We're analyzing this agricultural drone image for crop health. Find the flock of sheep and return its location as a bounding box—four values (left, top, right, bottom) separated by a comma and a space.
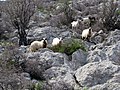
29, 15, 103, 52
29, 37, 62, 52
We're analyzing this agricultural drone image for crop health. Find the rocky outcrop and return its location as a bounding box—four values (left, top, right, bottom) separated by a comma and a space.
0, 71, 32, 90
20, 47, 88, 89
70, 49, 88, 70
1, 0, 120, 90
75, 60, 120, 87
21, 48, 69, 79
18, 29, 120, 90
87, 29, 120, 65
89, 72, 120, 90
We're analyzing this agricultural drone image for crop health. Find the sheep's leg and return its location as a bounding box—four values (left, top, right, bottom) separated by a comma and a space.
72, 26, 74, 30
86, 37, 90, 42
82, 37, 86, 41
87, 37, 96, 44
72, 26, 73, 30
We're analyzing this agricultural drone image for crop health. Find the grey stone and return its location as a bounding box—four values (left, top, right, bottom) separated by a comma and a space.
22, 49, 68, 79
75, 61, 120, 87
70, 49, 88, 70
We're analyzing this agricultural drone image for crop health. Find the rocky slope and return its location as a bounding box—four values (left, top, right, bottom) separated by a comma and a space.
0, 0, 120, 90
18, 29, 120, 90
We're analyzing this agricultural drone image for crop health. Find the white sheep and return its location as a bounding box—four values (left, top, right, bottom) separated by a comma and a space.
29, 38, 47, 52
52, 37, 62, 47
81, 16, 96, 26
82, 27, 93, 41
71, 19, 80, 30
81, 17, 90, 25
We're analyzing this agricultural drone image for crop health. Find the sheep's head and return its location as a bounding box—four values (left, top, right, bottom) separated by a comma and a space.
59, 37, 63, 46
77, 16, 83, 21
88, 16, 96, 22
88, 27, 93, 37
42, 38, 47, 48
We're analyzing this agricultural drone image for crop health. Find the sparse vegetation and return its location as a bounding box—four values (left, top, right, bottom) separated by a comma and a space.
0, 0, 120, 89
60, 0, 74, 26
0, 42, 19, 69
83, 86, 89, 90
50, 39, 86, 55
31, 81, 43, 90
100, 0, 120, 32
4, 0, 36, 46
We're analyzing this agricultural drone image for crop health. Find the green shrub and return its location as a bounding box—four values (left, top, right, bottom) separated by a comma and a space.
37, 5, 45, 12
58, 0, 71, 4
50, 39, 87, 55
83, 86, 88, 90
32, 81, 43, 90
0, 41, 14, 46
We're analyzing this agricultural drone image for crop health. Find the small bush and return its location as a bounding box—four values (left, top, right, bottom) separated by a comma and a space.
0, 41, 20, 70
0, 41, 14, 46
31, 81, 43, 90
83, 86, 88, 90
50, 39, 86, 55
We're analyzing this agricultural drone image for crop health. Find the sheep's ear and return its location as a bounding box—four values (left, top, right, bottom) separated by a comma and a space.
59, 37, 62, 40
43, 38, 47, 40
89, 27, 92, 30
79, 18, 83, 21
89, 27, 92, 32
89, 16, 95, 21
88, 15, 91, 19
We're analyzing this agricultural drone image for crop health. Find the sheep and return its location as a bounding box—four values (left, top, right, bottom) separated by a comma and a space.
29, 38, 47, 52
81, 17, 90, 25
71, 19, 80, 30
52, 37, 62, 47
80, 16, 96, 26
81, 27, 93, 41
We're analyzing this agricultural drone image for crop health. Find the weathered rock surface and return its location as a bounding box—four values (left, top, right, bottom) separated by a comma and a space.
21, 48, 68, 79
1, 0, 120, 90
87, 30, 120, 65
75, 61, 120, 87
70, 49, 88, 70
21, 29, 120, 90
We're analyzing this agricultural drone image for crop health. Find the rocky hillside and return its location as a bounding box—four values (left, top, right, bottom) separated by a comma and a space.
0, 0, 120, 90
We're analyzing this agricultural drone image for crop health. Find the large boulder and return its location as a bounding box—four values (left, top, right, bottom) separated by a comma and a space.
69, 49, 88, 70
75, 60, 120, 88
87, 49, 108, 62
42, 79, 74, 90
105, 29, 120, 46
21, 48, 69, 80
42, 66, 80, 90
0, 71, 32, 90
89, 72, 120, 90
107, 41, 120, 65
